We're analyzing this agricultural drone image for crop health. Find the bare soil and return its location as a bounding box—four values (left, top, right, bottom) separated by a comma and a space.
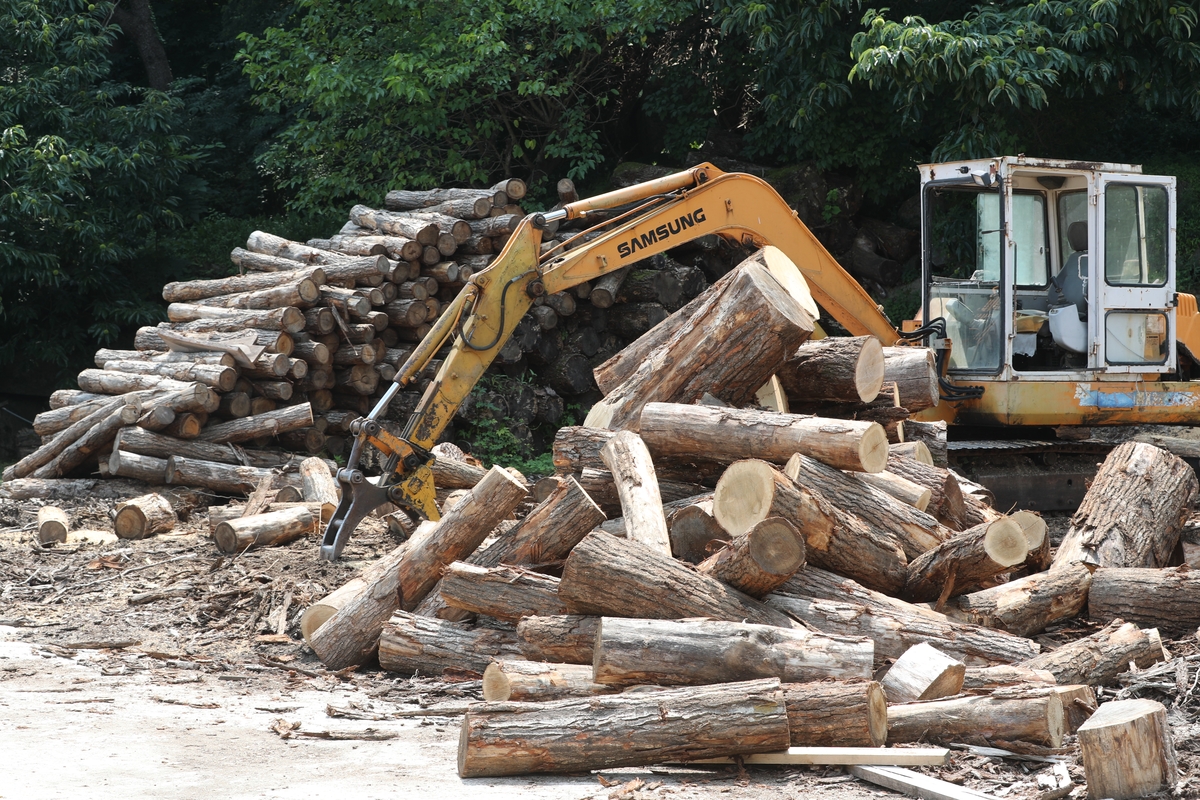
3, 488, 1199, 799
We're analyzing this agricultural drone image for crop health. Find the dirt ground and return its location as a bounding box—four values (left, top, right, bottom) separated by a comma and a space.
2, 486, 1199, 800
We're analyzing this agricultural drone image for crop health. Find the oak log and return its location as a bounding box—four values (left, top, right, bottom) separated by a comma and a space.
667, 499, 729, 564
456, 678, 790, 778
592, 617, 873, 687
165, 456, 286, 495
886, 454, 967, 530
31, 402, 141, 478
695, 517, 805, 598
945, 562, 1092, 638
1019, 620, 1168, 685
713, 459, 909, 595
855, 471, 931, 512
164, 304, 305, 333
114, 426, 299, 469
777, 335, 885, 404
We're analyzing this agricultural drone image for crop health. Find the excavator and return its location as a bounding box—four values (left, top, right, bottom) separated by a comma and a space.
319, 156, 1192, 560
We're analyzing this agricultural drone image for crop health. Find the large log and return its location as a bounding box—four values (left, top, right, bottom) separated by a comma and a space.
585, 258, 814, 431
887, 689, 1065, 747
196, 403, 313, 444
384, 187, 504, 211
784, 452, 949, 560
76, 370, 196, 396
667, 498, 729, 563
113, 493, 176, 539
961, 665, 1057, 691
559, 530, 798, 628
944, 562, 1092, 637
164, 304, 305, 332
903, 518, 1029, 603
438, 563, 569, 622
777, 335, 885, 404
1052, 441, 1197, 571
854, 470, 931, 512
483, 661, 614, 702
1088, 566, 1200, 634
1077, 699, 1178, 800
516, 615, 598, 664
553, 426, 724, 486
456, 678, 790, 778
1020, 620, 1168, 685
783, 681, 888, 747
599, 430, 669, 555
592, 617, 873, 687
695, 517, 805, 598
378, 611, 521, 676
212, 506, 314, 552
713, 460, 909, 595
881, 346, 940, 412
768, 566, 1042, 665
162, 266, 324, 303
640, 403, 889, 474
903, 420, 948, 466
100, 360, 236, 392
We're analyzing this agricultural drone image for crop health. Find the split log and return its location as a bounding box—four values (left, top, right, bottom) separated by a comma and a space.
782, 681, 888, 747
784, 452, 948, 560
592, 617, 873, 687
695, 517, 805, 597
881, 347, 940, 412
767, 566, 1042, 665
1052, 441, 1197, 571
197, 403, 314, 444
114, 427, 298, 469
438, 563, 569, 622
559, 530, 798, 628
945, 562, 1092, 637
377, 611, 520, 676
212, 505, 315, 553
599, 430, 669, 555
107, 449, 168, 483
456, 678, 790, 778
516, 615, 598, 664
887, 689, 1065, 747
777, 335, 885, 404
483, 661, 614, 702
113, 493, 176, 539
162, 266, 324, 303
1088, 566, 1200, 634
641, 403, 888, 475
164, 304, 305, 333
880, 643, 965, 703
713, 460, 909, 595
395, 466, 528, 611
961, 665, 1057, 691
37, 507, 70, 544
1077, 699, 1178, 800
1020, 620, 1168, 685
1053, 684, 1099, 733
585, 258, 814, 430
903, 518, 1029, 603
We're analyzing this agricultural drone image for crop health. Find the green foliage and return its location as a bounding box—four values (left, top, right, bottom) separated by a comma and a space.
238, 0, 695, 213
0, 0, 195, 374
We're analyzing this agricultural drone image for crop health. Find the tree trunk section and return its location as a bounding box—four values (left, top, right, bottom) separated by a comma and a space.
456, 679, 790, 778
887, 689, 1065, 747
197, 403, 313, 444
162, 266, 324, 303
961, 665, 1057, 691
212, 506, 314, 553
592, 617, 872, 687
113, 493, 176, 540
640, 403, 888, 474
903, 518, 1029, 603
114, 426, 297, 468
777, 335, 885, 404
1052, 442, 1197, 571
713, 460, 909, 595
881, 347, 940, 412
696, 517, 805, 598
886, 454, 966, 531
516, 615, 598, 664
782, 680, 888, 748
37, 506, 70, 544
483, 661, 614, 702
108, 449, 168, 484
1088, 566, 1200, 635
667, 499, 729, 564
880, 642, 965, 703
299, 456, 339, 513
1019, 620, 1168, 686
377, 611, 520, 677
438, 563, 569, 622
599, 430, 670, 555
1078, 699, 1178, 800
560, 530, 798, 628
165, 456, 285, 495
945, 563, 1092, 637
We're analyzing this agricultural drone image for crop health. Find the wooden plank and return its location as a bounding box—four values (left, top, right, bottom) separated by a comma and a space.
682, 747, 950, 766
848, 766, 997, 800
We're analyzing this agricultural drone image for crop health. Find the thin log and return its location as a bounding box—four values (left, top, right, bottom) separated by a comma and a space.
37, 507, 70, 544
107, 449, 168, 483
162, 266, 324, 303
212, 506, 314, 553
197, 403, 314, 444
599, 430, 669, 555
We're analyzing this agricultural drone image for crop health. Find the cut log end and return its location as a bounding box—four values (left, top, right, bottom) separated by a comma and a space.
712, 459, 775, 537
983, 518, 1031, 567
859, 422, 890, 474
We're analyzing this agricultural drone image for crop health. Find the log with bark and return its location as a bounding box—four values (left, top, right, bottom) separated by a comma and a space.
666, 498, 729, 563
193, 277, 321, 310
516, 615, 599, 664
384, 187, 505, 211
777, 335, 885, 405
599, 430, 670, 555
483, 661, 614, 703
767, 566, 1042, 665
212, 505, 315, 553
456, 678, 790, 778
880, 642, 965, 703
903, 517, 1029, 604
107, 449, 168, 483
695, 517, 805, 597
113, 493, 176, 539
378, 611, 521, 677
713, 459, 909, 595
100, 360, 236, 392
162, 266, 325, 303
114, 426, 298, 469
165, 456, 288, 495
887, 688, 1065, 747
37, 507, 70, 544
854, 471, 931, 512
1019, 620, 1168, 686
781, 680, 888, 748
437, 563, 569, 622
881, 347, 940, 412
559, 530, 798, 628
885, 454, 966, 530
1052, 442, 1197, 571
961, 665, 1057, 691
197, 403, 314, 444
1077, 699, 1178, 800
165, 304, 306, 333
5, 396, 134, 480
136, 325, 292, 356
592, 617, 873, 687
944, 562, 1092, 638
1053, 684, 1099, 734
585, 257, 814, 430
1088, 566, 1200, 634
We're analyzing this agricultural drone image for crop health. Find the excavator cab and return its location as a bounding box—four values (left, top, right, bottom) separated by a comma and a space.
918, 157, 1185, 427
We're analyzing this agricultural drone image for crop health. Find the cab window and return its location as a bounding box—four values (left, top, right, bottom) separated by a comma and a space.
1105, 184, 1168, 286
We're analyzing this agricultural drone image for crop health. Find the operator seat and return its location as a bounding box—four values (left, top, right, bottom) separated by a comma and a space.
1048, 220, 1089, 354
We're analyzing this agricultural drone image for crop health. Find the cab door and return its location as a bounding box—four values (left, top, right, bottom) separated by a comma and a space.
1093, 174, 1176, 373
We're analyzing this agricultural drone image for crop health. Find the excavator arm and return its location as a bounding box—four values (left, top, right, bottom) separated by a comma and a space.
318, 164, 901, 560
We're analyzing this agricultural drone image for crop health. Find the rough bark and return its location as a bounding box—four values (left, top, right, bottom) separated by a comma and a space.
516, 615, 598, 664
378, 611, 521, 677
107, 449, 168, 484
162, 266, 324, 303
881, 347, 940, 412
903, 518, 1030, 603
887, 689, 1065, 747
945, 563, 1092, 638
437, 563, 569, 622
961, 665, 1057, 691
197, 403, 314, 444
483, 661, 614, 703
782, 681, 888, 747
1088, 566, 1200, 634
165, 456, 287, 495
667, 499, 729, 564
114, 426, 298, 469
886, 454, 967, 531
113, 493, 176, 540
1020, 620, 1168, 686
193, 278, 320, 310
778, 335, 885, 404
212, 506, 314, 553
1078, 699, 1178, 800
695, 517, 806, 598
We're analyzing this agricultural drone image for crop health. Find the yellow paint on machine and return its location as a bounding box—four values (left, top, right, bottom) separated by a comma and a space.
915, 380, 1200, 427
